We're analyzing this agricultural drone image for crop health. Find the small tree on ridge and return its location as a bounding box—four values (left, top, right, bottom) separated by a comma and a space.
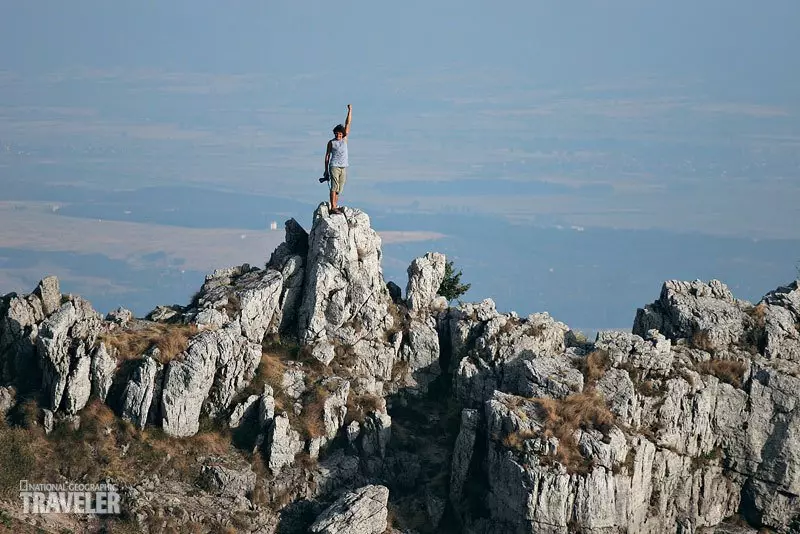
438, 260, 471, 302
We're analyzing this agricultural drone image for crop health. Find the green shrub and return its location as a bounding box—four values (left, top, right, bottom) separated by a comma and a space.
438, 260, 471, 302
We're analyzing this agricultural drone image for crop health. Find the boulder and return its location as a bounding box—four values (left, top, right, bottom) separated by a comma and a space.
361, 412, 391, 458
33, 276, 61, 317
106, 307, 133, 327
397, 319, 441, 394
310, 485, 389, 534
199, 464, 257, 498
228, 394, 260, 429
268, 218, 309, 269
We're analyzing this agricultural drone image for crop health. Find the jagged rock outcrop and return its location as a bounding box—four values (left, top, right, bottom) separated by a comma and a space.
199, 464, 257, 498
161, 321, 261, 437
267, 413, 304, 475
37, 296, 102, 414
310, 484, 389, 534
450, 408, 479, 509
189, 265, 283, 344
395, 318, 441, 395
633, 279, 751, 351
458, 279, 800, 534
322, 377, 350, 440
360, 412, 392, 459
120, 355, 163, 429
442, 302, 571, 406
268, 218, 309, 338
106, 307, 133, 327
228, 394, 260, 429
4, 205, 800, 534
298, 205, 398, 382
0, 385, 15, 415
759, 281, 800, 363
90, 342, 117, 401
406, 252, 446, 317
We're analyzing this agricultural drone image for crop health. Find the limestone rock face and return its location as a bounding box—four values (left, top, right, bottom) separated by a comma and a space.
482, 391, 740, 534
6, 208, 800, 534
33, 276, 61, 317
633, 279, 750, 351
263, 219, 309, 339
228, 394, 260, 429
36, 297, 102, 413
91, 343, 117, 402
310, 485, 389, 534
405, 252, 446, 317
453, 279, 800, 534
450, 408, 479, 508
759, 281, 800, 363
120, 356, 163, 430
396, 319, 441, 395
267, 413, 304, 475
161, 321, 260, 437
106, 307, 133, 327
501, 353, 584, 399
322, 377, 350, 440
0, 385, 15, 415
444, 305, 570, 406
361, 412, 392, 459
190, 265, 284, 345
268, 218, 309, 268
298, 205, 398, 378
199, 464, 257, 498
0, 293, 42, 386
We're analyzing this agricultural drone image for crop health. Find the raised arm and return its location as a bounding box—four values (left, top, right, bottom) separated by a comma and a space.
344, 104, 352, 136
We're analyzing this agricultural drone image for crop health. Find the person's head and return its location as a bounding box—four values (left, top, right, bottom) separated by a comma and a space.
333, 124, 345, 140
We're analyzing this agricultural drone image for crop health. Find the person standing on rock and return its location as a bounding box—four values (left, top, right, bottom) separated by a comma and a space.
324, 104, 352, 214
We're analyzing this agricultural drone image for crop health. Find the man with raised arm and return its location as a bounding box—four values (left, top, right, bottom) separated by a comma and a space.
324, 104, 352, 214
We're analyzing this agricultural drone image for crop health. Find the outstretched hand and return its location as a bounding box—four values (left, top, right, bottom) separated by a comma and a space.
347, 104, 352, 111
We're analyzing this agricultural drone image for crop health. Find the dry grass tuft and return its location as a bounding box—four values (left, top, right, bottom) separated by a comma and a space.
745, 303, 767, 328
499, 317, 521, 336
299, 385, 328, 439
385, 302, 409, 339
100, 323, 198, 364
531, 390, 615, 473
222, 294, 242, 318
690, 329, 716, 354
345, 392, 385, 424
256, 351, 289, 392
580, 350, 610, 386
524, 323, 547, 338
695, 359, 747, 388
502, 429, 537, 451
0, 398, 235, 492
391, 359, 410, 382
636, 379, 665, 397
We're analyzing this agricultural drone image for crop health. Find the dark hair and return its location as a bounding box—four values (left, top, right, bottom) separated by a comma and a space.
333, 124, 346, 135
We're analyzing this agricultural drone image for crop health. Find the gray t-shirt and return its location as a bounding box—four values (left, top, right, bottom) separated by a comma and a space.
329, 138, 349, 168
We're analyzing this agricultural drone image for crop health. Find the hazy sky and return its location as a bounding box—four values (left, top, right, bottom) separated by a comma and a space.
1, 1, 799, 329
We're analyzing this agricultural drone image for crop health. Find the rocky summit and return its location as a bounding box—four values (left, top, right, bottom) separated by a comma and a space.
0, 203, 799, 534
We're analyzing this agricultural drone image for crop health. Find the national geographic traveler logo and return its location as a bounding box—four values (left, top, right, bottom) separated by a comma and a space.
19, 480, 120, 514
